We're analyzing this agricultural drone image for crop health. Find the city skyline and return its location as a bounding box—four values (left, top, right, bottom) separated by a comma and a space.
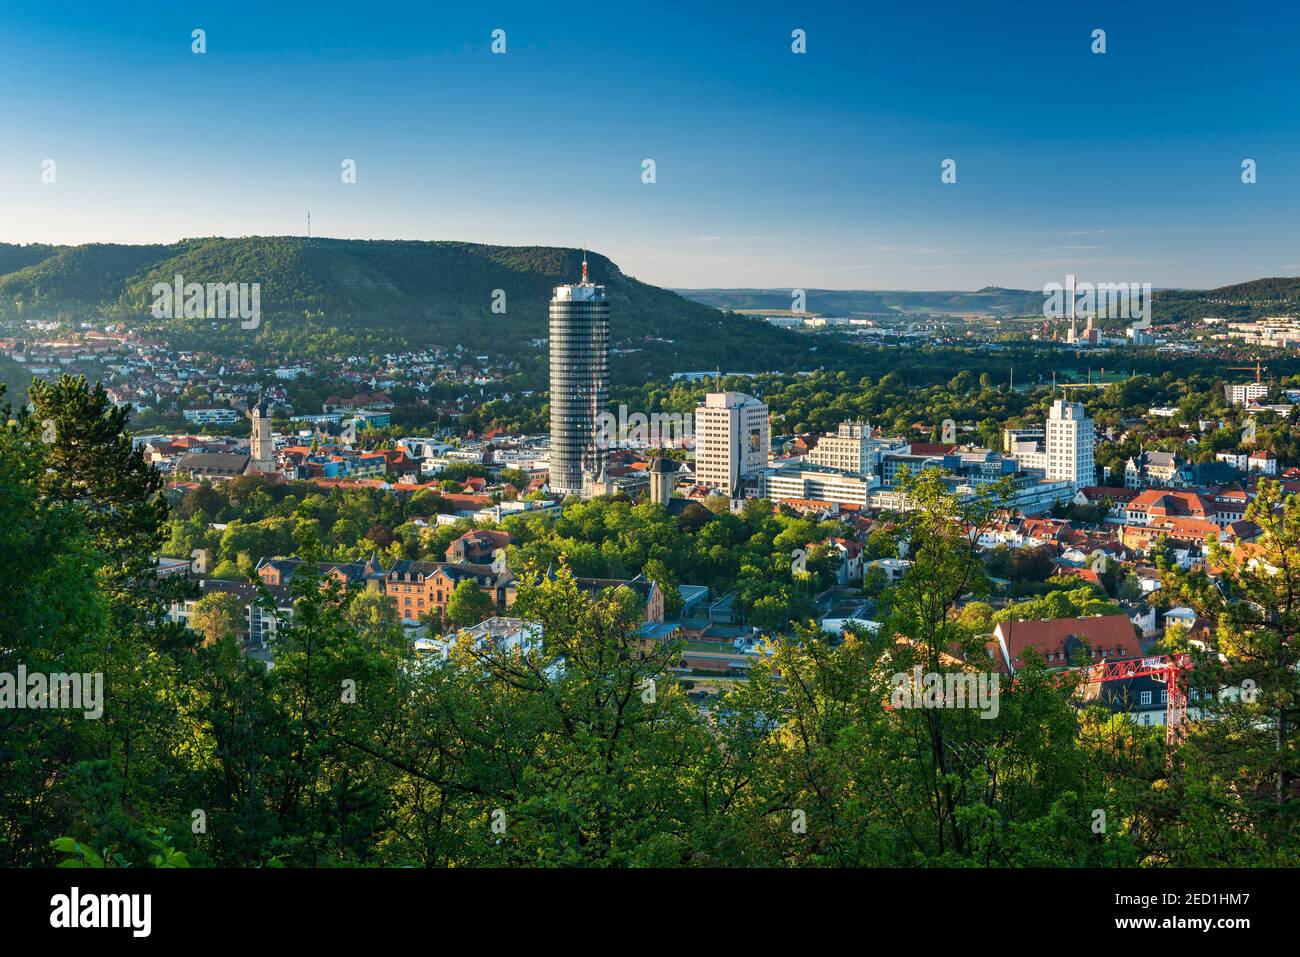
4, 0, 1297, 905
3, 1, 1299, 291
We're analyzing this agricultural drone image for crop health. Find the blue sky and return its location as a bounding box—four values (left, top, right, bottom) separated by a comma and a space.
1, 0, 1297, 290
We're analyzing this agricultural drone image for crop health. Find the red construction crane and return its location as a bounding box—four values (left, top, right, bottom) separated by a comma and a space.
884, 650, 1196, 759
1076, 652, 1194, 749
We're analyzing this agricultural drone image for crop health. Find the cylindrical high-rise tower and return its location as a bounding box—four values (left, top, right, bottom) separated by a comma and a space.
548, 254, 609, 497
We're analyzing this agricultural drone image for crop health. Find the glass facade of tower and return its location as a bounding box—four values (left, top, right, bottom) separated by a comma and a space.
548, 278, 609, 496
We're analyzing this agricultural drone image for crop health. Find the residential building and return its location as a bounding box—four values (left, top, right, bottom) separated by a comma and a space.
1123, 489, 1213, 525
1210, 490, 1249, 527
1248, 449, 1278, 475
573, 575, 665, 623
385, 560, 515, 626
823, 537, 864, 585
988, 614, 1138, 675
256, 556, 386, 591
1124, 451, 1191, 488
167, 579, 294, 657
446, 529, 513, 564
1119, 516, 1223, 553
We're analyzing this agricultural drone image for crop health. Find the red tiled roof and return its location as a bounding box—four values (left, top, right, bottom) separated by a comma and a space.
1127, 489, 1212, 517
908, 443, 956, 456
438, 492, 492, 510
1055, 565, 1103, 587
991, 614, 1137, 674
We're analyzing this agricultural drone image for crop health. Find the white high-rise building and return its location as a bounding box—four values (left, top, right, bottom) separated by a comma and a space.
694, 392, 770, 498
1046, 398, 1094, 490
1013, 398, 1094, 491
807, 420, 877, 477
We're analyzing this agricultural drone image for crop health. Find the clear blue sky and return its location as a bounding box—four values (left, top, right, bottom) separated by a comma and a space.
2, 0, 1297, 290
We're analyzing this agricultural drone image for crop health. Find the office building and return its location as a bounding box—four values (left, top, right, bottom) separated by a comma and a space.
764, 463, 875, 507
1225, 381, 1269, 406
1009, 398, 1095, 492
548, 255, 609, 497
694, 392, 769, 498
807, 420, 878, 477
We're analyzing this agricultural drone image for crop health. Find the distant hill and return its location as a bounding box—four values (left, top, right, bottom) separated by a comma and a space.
1154, 277, 1300, 322
0, 238, 824, 384
675, 287, 1046, 317
8, 238, 1299, 383
679, 279, 1300, 327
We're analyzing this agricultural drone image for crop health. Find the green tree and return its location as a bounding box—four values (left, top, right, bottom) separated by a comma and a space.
1163, 479, 1300, 861
642, 558, 683, 618
189, 591, 247, 647
444, 579, 493, 629
25, 374, 169, 618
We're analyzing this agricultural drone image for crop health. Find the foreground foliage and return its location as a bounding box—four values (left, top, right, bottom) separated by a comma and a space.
2, 378, 1295, 867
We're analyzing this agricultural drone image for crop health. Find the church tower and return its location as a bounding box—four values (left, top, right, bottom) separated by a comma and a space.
648, 456, 677, 506
248, 393, 276, 473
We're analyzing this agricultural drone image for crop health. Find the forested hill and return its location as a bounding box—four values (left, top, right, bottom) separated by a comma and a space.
0, 238, 822, 383
676, 287, 1047, 317
681, 279, 1300, 325
1153, 277, 1300, 322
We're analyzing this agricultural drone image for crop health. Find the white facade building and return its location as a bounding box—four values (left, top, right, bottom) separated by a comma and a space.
182, 407, 239, 426
807, 420, 878, 477
1011, 398, 1095, 492
694, 392, 770, 497
1225, 382, 1269, 406
763, 464, 876, 507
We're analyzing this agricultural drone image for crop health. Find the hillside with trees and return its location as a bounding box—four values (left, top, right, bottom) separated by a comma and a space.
0, 238, 822, 385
